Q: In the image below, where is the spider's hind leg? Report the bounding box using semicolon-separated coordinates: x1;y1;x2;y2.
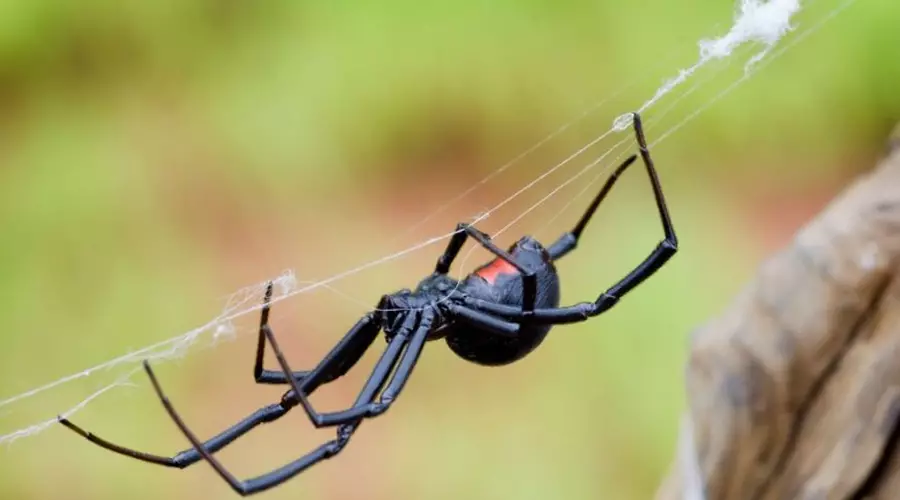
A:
547;112;676;264
591;111;678;305
546;154;638;261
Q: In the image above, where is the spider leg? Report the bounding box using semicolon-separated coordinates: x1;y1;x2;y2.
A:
144;361;339;496
254;282;311;384
434;223;471;274
434;223;536;311
148;313;421;496
284;312;422;428
254;283;385;388
465;112;678;324
546;154;638;261
445;303;519;337
59;403;289;469
279;310;434;427
59;309;383;469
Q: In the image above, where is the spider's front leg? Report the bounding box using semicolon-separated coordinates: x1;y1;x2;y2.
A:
254;282;380;392
59;393;291;470
146;311;433;495
58;300;384;471
253;282;311;384
282;310;434;428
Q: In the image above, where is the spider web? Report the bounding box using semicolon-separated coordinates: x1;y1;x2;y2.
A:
0;0;861;447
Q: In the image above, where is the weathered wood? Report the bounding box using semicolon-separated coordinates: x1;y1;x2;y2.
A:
656;128;900;500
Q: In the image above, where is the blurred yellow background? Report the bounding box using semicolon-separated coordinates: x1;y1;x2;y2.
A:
1;0;898;499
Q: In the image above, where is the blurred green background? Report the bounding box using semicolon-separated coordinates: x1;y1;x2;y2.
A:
0;0;898;498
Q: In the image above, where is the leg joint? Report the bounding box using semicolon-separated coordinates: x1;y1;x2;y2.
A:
660;239;678;253
171;452;192;469
367;400;390;417
592;295;618;315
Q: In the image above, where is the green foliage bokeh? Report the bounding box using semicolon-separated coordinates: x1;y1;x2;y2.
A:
0;1;897;498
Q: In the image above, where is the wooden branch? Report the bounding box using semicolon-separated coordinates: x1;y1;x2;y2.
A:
656;126;900;500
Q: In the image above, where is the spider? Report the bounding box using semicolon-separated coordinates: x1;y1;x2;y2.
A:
59;112;677;496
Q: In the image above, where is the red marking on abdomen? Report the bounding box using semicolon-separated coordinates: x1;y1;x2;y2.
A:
474;258;518;285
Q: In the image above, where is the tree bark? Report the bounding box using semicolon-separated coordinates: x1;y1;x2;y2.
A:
656;125;900;500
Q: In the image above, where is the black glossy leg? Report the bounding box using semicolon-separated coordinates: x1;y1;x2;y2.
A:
286;313;420;428
434;223;536;311
282;311;434;427
434;223;470;274
445;303;519;337
547;154;638;260
365;311;432;415
597;111;678;300
60;305;384;470
254;282;311;385
148;314;421;496
144;361;343;496
292;311;383;394
465;112;678;325
59;403;289;469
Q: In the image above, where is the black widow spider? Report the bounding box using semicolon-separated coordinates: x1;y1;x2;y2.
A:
59;112;677;496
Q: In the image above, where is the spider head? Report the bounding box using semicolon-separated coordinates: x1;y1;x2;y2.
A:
414;272;458;296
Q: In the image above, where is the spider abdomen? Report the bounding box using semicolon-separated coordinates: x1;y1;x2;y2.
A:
445;254;560;366
444;321;553;366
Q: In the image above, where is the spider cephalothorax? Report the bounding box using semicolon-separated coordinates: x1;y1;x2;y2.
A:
59;112;678;496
